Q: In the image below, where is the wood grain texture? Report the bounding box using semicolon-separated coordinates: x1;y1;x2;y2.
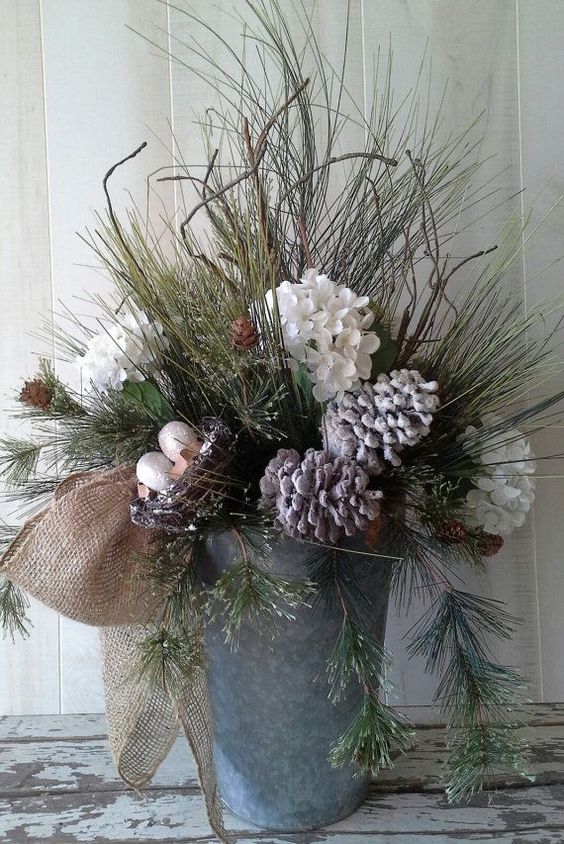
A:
0;709;563;842
39;0;176;714
361;0;543;708
0;0;60;716
2;702;562;740
2;0;564;716
516;0;564;702
3;785;564;843
2;723;564;797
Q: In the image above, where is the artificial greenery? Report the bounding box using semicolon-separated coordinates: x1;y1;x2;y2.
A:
309;545;413;773
0;0;562;805
0;576;30;641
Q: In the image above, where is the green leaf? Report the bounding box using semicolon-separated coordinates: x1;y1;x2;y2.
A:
294;362;314;404
122;380;174;422
371;326;399;378
293;363;324;430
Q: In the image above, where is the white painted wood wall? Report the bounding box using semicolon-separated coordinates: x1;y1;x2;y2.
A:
1;0;563;716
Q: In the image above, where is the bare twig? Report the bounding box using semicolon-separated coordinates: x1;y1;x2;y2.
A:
102;141;148;278
179;79;310;239
395;307;412;352
297;216;314;268
399;150;498;364
277;151;398;207
442;245;498;286
203;148;220;198
103;141;147;230
242;117;273;264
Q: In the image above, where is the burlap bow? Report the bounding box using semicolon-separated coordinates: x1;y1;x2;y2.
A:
0;466;228;843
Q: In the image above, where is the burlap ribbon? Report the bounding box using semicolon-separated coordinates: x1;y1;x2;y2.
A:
0;466;228;843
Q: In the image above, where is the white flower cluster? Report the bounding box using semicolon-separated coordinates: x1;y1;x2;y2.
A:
77;308;169;392
266;269;380;401
463;414;536;535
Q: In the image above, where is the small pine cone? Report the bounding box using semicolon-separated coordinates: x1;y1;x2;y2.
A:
232;315;259;350
435;520;467;544
19;378;53;411
259;447;383;545
478;531;505;557
437;385;457;408
365;516;381;548
323;368;439;472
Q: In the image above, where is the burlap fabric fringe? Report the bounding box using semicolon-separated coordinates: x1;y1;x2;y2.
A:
0;466;228;843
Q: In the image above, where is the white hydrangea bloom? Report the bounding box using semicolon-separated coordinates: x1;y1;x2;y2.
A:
266;269;380;401
462;413;536;535
77;307;169;392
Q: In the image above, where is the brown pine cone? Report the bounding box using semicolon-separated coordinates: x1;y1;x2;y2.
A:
435;519;468;544
438;387;457;408
232;315;259;350
365;516;381;549
19;378;53;411
478;531;504;557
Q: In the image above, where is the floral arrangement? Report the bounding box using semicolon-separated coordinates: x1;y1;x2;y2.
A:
0;3;562;840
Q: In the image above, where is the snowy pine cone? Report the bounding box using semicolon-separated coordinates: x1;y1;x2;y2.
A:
323;368;439;471
259;448;382;544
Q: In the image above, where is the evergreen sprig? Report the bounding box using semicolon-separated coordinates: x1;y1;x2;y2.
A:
445;725;530;802
0;576;31;641
330;690;413;775
208;532;312;648
136;626;204;699
311;548;413;776
409;589;528;799
0;437;50;488
135;535;206;697
327;613;387;704
32;359;85;419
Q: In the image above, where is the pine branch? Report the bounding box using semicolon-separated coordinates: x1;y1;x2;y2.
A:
136;626;204;699
0;577;31;641
330;690;413;775
134;535;208;698
327;613;387;704
311;548;412;775
2;476;60;511
445;725;530;802
55;387;164;470
207;531;311;648
409;589;528;800
33;359;85;418
0;437;50;487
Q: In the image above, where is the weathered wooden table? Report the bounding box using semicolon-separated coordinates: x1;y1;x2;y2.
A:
1;705;563;843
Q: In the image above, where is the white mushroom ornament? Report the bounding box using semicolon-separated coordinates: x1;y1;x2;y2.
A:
136;421;203;498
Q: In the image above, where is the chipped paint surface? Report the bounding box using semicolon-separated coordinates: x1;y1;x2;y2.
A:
0;708;563;842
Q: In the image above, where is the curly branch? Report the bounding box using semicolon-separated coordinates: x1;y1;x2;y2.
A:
178;78;310;239
102;141;148;278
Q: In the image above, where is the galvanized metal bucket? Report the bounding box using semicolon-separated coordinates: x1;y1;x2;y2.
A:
201;531;391;832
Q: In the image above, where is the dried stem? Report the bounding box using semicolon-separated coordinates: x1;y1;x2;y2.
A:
276;151;398;207
242;116;275;273
179;79;310;238
298;216;314;268
102;141;148;279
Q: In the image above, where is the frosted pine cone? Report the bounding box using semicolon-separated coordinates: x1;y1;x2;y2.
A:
323;369;439;471
259;448;383;544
